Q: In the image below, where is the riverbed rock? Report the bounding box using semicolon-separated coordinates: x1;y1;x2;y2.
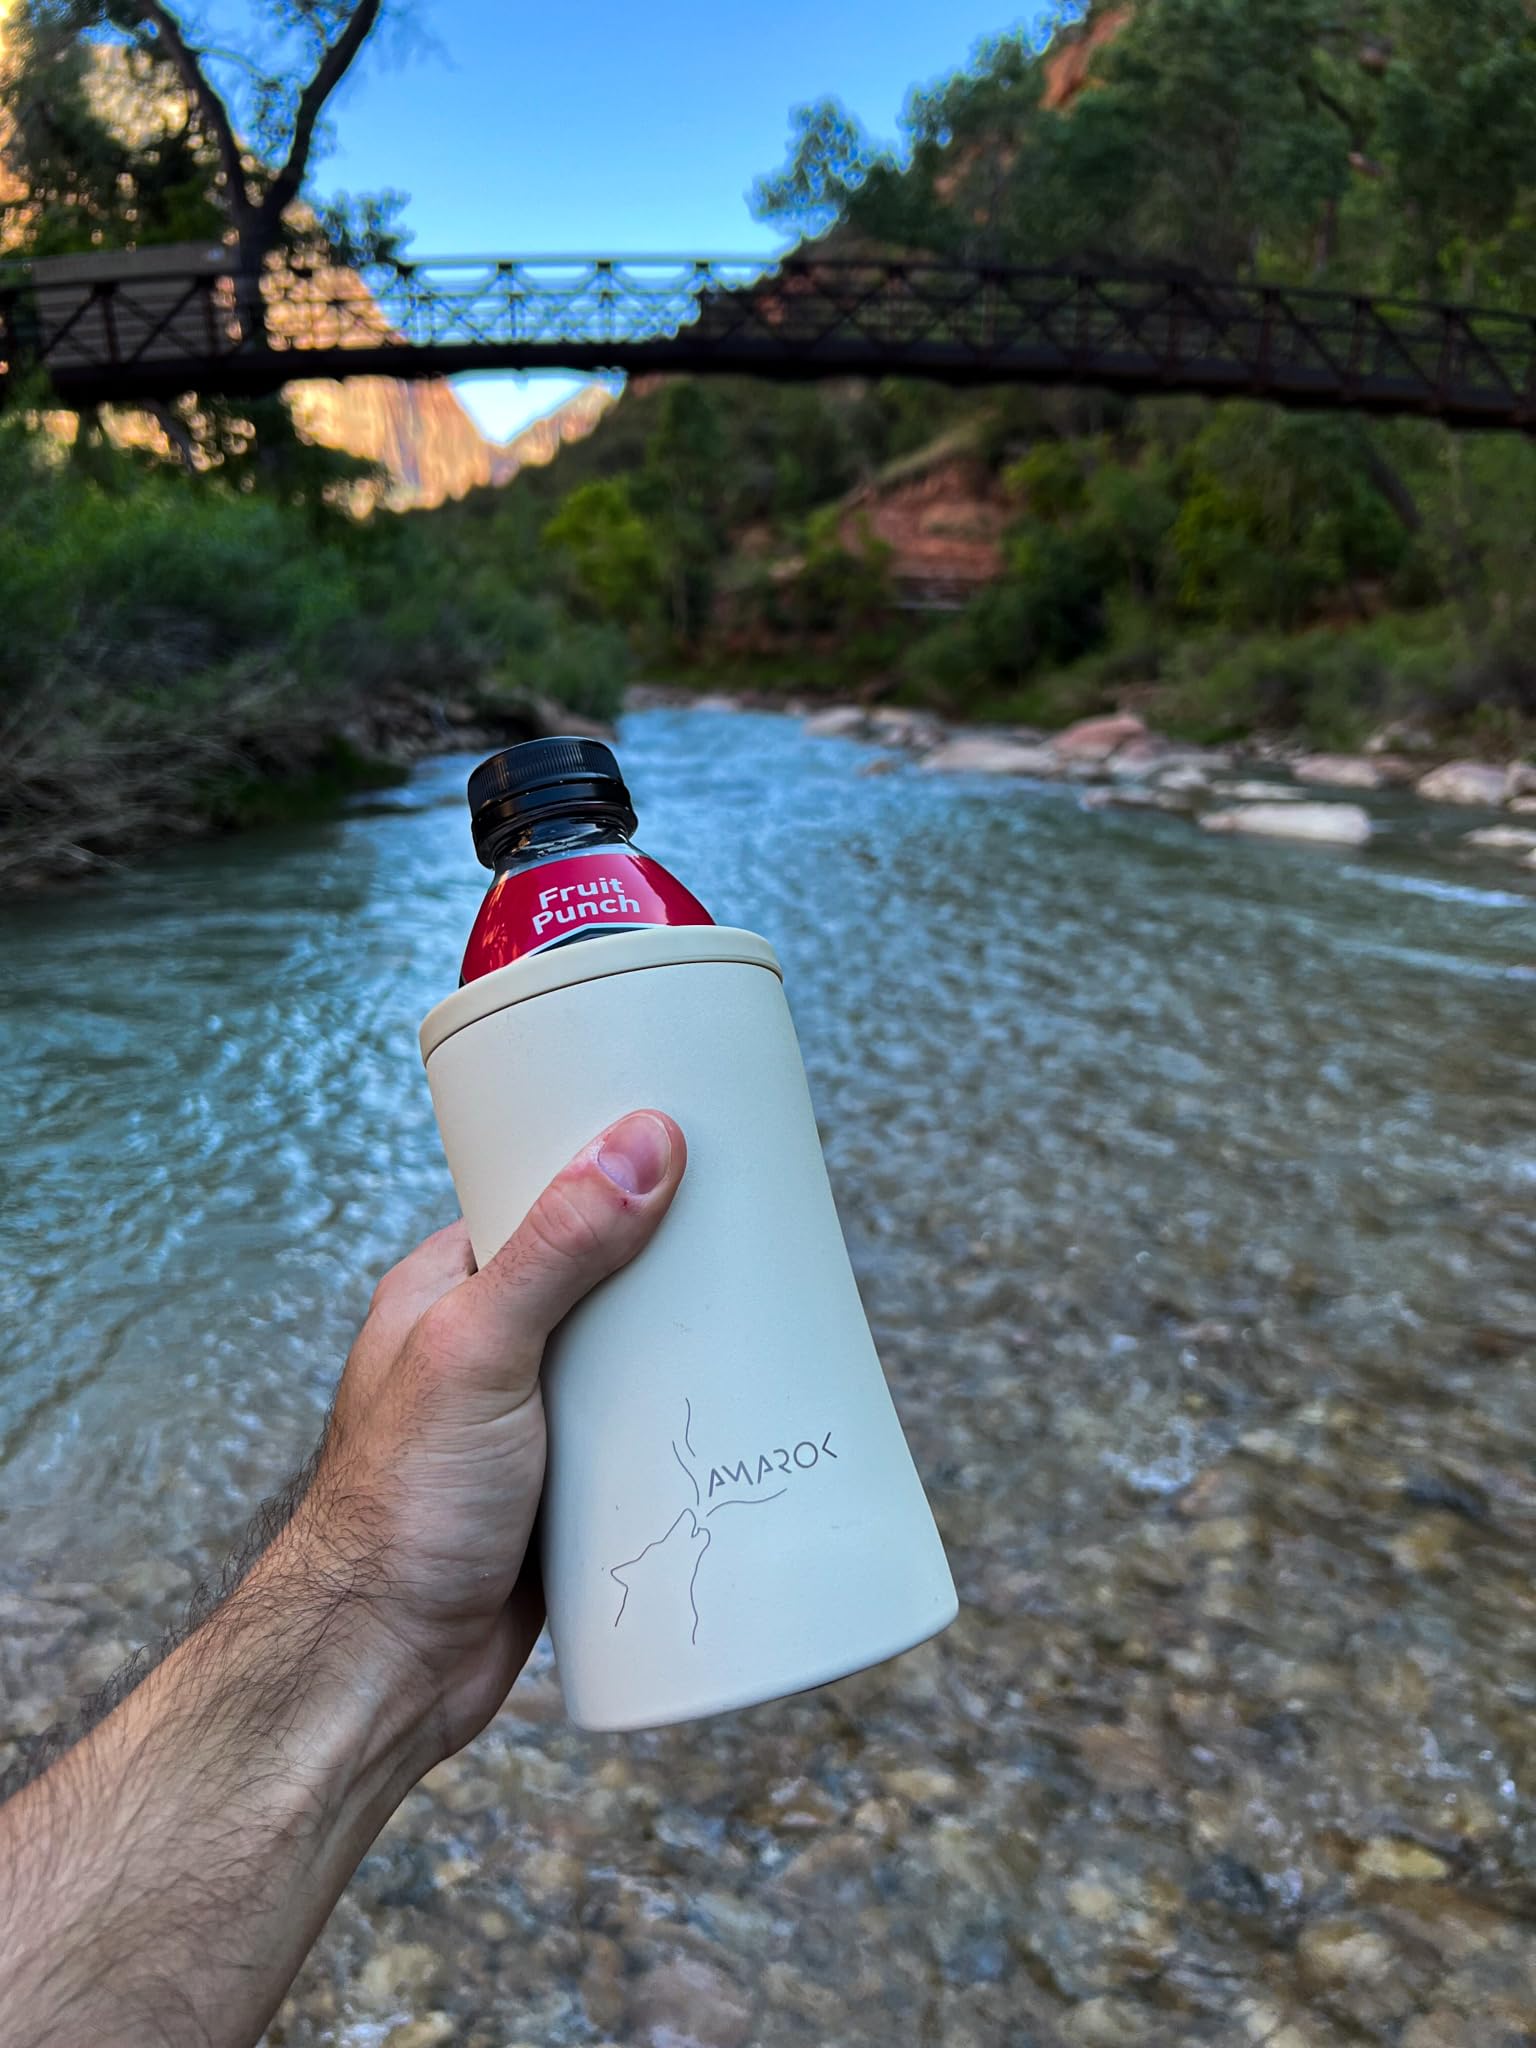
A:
1054;712;1149;760
1509;794;1536;815
1293;753;1384;789
1062;1996;1150;2045
920;736;1062;777
629;1955;754;2048
1464;825;1536;853
357;1942;444;2014
1506;760;1536;796
1354;1837;1450;1883
1416;760;1510;806
1200;802;1373;846
1297;1918;1398;1987
803;705;868;739
383;2018;456;2048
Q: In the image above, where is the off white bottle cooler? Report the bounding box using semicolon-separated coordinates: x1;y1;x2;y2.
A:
419;924;957;1731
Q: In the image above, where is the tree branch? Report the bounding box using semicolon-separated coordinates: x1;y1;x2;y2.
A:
1357;436;1422;536
1306;75;1368;152
260;0;385;231
128;0;255;239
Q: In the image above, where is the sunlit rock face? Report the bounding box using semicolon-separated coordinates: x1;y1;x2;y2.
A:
284;375;615;510
1040;5;1133;111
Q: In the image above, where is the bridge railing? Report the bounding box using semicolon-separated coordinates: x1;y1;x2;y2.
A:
255;256;1536;421
0;243;248;387
5;249;1536;428
259;256;779;354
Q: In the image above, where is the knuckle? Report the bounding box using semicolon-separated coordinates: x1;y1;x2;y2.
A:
368;1263;404;1316
523;1172;608;1268
412;1293;467;1362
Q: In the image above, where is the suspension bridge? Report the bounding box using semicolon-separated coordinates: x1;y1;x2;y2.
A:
5;244;1536;431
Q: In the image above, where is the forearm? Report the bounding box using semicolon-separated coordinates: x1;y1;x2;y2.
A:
0;1517;442;2048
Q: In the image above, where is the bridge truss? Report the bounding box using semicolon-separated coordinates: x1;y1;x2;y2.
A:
5;249;1536;431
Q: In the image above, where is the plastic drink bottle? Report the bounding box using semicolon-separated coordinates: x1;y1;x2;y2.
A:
422;736;958;1730
460;738;711;980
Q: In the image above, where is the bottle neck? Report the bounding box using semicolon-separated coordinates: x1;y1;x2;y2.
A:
488;811;636;874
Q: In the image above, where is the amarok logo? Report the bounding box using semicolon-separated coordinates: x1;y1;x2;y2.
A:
706;1433;837;1500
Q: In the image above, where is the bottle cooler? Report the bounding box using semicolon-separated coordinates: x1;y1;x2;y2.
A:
419;924;958;1731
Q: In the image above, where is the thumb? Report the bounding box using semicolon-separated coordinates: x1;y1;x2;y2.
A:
428;1110;686;1402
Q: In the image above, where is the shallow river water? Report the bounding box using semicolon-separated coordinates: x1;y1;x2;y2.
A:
2;706;1535;2047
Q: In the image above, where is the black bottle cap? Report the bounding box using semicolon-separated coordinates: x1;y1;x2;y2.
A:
467;737;637;867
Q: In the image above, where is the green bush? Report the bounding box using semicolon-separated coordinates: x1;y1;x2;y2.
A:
540;480;662;628
1156;618;1452;746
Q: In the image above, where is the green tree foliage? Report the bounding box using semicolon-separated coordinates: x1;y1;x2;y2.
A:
754;0;1536;297
791;506;894;632
633;383;732;645
541;480;662;627
2;0;407;267
1170;410;1407;627
750;99;897;241
0;396;630;878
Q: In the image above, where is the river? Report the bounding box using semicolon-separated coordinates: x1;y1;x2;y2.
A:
2;705;1534;2046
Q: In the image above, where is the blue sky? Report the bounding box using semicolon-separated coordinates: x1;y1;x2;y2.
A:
307;0;1047;438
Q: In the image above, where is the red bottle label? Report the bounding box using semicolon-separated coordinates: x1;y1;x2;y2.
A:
461;850;714;981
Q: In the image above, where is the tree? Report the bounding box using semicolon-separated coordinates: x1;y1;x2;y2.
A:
0;11;225;256
1;0;405;484
750;98;895;242
635;383;731;646
2;0;406;273
1374;0;1536;297
541;480;662;628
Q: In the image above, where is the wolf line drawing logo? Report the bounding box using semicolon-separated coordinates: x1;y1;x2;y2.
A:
608;1400;838;1645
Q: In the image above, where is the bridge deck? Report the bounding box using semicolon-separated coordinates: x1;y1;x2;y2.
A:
4;253;1536;431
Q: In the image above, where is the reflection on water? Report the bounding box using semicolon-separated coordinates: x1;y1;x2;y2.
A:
1;707;1534;2046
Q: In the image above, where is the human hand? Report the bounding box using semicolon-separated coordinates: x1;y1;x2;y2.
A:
285;1107;687;1763
0;1111;686;2048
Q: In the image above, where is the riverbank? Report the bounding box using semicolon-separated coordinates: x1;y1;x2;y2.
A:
0;686;613;893
8;664;1535;895
630;684;1536;875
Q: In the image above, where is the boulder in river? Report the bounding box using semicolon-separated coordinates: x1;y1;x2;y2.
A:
920;735;1062;777
803;705;868;739
1366;718;1436;756
868;706;944;749
1293;753;1384;789
1102;735;1170;777
1154;761;1216;795
1369;753;1424;786
1080;785;1184;812
1216;781;1306;802
1464;825;1536;854
1200;802;1373;846
1416;760;1510;806
1054;712;1149;760
1511;795;1536;816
